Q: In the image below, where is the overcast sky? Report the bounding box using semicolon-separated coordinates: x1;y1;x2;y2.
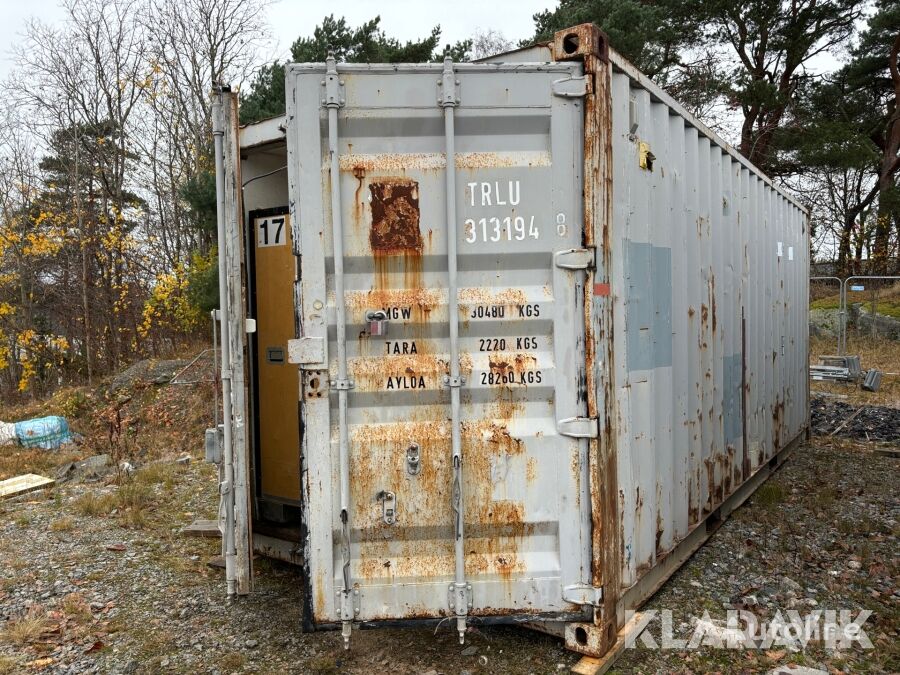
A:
0;0;556;82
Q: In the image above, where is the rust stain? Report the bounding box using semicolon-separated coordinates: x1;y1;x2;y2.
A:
338;151;551;173
526;457;537;483
369;180;422;254
487;353;538;378
458;287;528;308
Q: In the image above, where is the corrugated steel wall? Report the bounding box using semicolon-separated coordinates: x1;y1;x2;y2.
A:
605;61;809;590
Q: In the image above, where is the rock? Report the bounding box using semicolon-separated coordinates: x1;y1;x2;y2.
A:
245;639;258;649
847;560;862;570
767;667;827;675
460;645;478;656
176;455;191;465
781;576;801;591
741;595;758;607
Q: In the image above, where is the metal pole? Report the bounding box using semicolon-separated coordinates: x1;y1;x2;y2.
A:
439;57;469;645
212;90;237;597
323;56;354;649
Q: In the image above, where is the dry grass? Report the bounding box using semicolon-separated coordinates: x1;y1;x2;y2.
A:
0;446;81;482
60;593;91;621
72;492;116;517
219;652;247;670
48;516;75;532
0;656;20;674
1;609;50;646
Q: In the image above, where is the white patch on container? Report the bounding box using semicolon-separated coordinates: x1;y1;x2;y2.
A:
777;241;783;257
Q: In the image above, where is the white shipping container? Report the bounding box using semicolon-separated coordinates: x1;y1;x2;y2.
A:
214;23;809;663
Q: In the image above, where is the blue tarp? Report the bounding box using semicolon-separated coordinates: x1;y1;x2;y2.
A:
14;416;74;449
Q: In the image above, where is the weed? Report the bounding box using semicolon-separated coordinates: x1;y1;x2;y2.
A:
817;486;837;511
308;655;338;675
60;593;91;621
48;516;74;532
117;482;152;510
755;482;786;507
118;507;147;529
1;609;49;646
133;461;180;488
0;656;20;675
73;492;116;517
837;517;856;535
219;652;246;670
13;513;31;528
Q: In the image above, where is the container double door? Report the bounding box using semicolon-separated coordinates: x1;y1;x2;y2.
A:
289;62;595;622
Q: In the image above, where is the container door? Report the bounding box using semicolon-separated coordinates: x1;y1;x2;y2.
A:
289;62;592;624
248;207;301;504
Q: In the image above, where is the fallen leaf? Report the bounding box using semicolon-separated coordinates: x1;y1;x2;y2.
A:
105;543;126;552
26;657;53;669
84;640;104;654
765;650;786;660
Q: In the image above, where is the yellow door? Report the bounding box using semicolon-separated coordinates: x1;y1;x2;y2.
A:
251;208;300;502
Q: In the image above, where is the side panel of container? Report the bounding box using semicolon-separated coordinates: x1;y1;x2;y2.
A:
288;63;596;624
607;68;809;591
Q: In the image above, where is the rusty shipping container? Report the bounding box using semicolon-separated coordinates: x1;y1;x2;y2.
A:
213;23;809;661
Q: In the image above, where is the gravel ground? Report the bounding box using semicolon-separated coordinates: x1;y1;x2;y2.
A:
0;438;896;674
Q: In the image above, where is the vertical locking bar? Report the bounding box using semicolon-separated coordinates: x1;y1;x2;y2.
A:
323;55;354;649
439;57;468;645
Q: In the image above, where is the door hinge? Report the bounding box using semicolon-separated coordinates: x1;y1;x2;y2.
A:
552;75;590;98
448;582;473;613
562;583;603;607
554;248;595;270
336;587;360;621
322;59;345;109
287;337;325;366
558;416;599;439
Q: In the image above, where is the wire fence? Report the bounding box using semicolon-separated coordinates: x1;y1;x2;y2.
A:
809;275;900;357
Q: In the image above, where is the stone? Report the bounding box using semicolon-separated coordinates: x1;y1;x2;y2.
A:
460;646;478;656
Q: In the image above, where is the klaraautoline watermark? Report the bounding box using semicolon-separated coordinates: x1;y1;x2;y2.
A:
625;609;873;650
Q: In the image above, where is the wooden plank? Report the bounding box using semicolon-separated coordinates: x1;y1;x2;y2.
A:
874;447;900;459
571;612;650;675
830;406;865;437
181;519;222;538
0;474;55;500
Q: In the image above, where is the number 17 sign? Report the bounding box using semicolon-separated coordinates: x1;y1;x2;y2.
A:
256;215;288;247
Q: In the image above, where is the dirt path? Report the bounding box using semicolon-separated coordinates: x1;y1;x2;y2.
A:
0;438;896;674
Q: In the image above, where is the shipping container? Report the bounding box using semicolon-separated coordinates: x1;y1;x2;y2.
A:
211;23;809;664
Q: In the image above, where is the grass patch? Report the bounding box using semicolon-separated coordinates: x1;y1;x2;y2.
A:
1;609;49;646
73;492;116;517
0;656;20;675
48;516;75;532
810;297;840;310
755;481;786;507
13;513;31;528
60;593;91;621
308;655;339;675
132;461;183;489
219;652;247;670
